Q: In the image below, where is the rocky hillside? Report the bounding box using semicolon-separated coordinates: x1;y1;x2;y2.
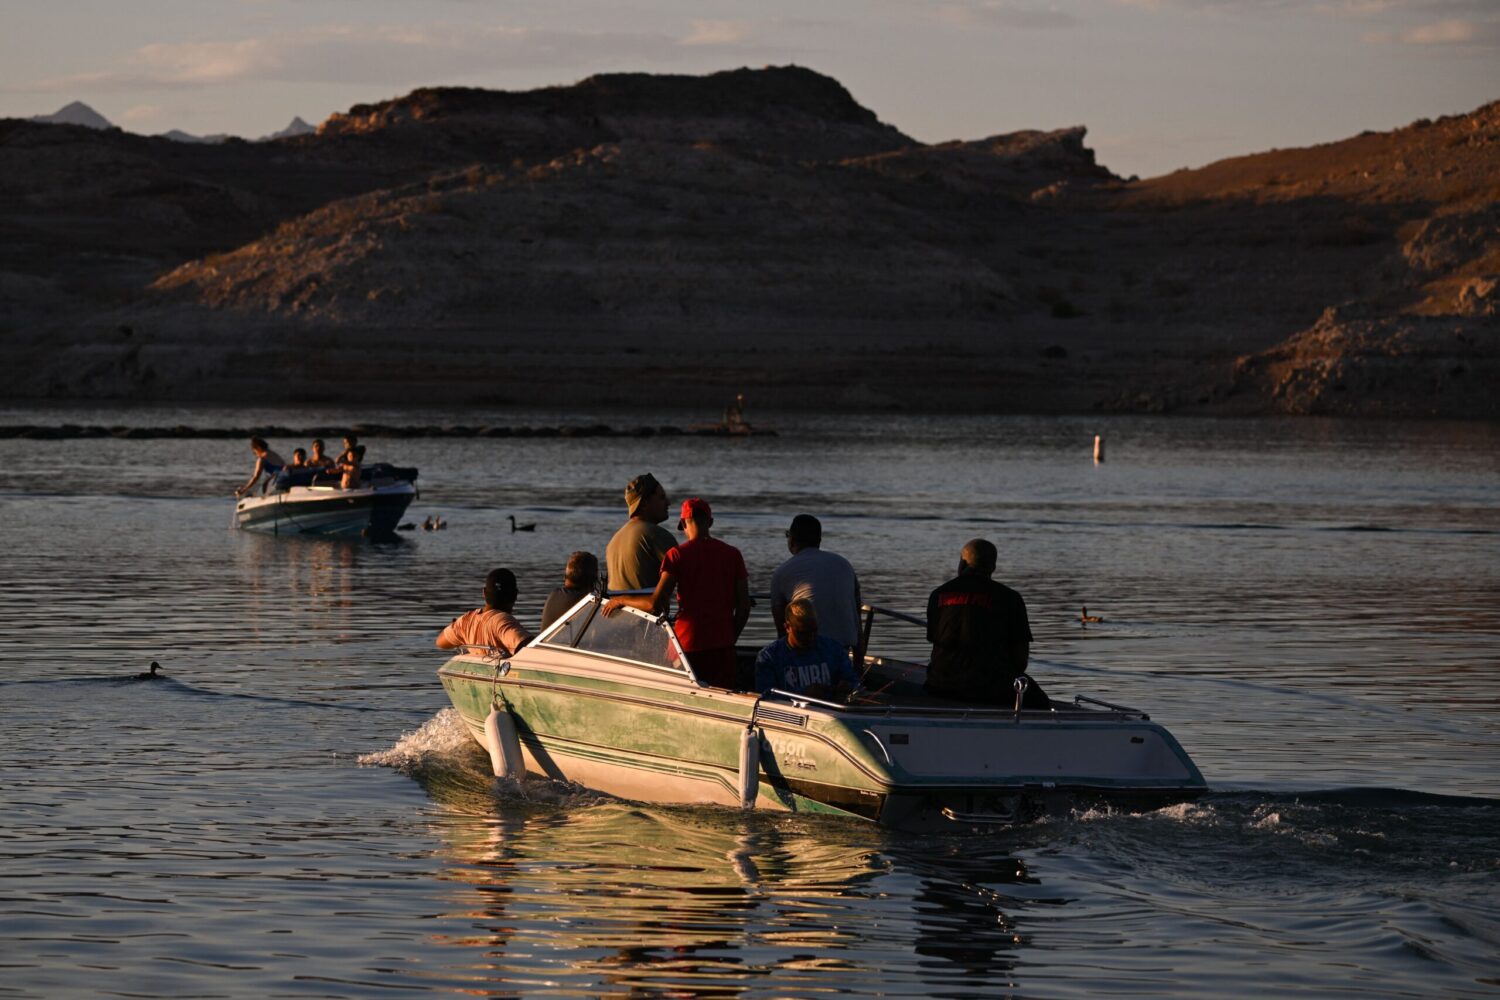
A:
1114;101;1500;416
315;67;911;162
0;67;1495;416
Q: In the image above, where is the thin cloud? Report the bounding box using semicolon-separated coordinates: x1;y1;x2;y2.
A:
1366;9;1500;46
681;20;758;47
1112;0;1492;13
120;104;166;125
13;22;736;94
1111;0;1500;48
1402;17;1476;41
932;3;1079;29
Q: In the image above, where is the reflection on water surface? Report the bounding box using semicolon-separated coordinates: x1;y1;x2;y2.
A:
0;409;1496;997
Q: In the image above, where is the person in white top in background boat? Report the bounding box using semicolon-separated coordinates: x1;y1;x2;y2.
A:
234;437;286;497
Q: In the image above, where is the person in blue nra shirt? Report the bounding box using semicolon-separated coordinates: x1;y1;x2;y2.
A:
754;598;860;701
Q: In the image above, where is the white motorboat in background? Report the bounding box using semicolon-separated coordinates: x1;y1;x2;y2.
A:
234;464;418;538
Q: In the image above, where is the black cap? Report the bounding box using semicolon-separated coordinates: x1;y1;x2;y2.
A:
786;513;822;547
484;568;518;608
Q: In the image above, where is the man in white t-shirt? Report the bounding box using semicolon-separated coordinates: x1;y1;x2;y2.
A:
769;514;863;658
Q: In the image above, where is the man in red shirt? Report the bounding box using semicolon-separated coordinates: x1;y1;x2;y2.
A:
602;498;752;688
436;568;534;657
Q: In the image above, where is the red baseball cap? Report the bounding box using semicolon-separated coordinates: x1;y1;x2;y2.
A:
678;497;712;529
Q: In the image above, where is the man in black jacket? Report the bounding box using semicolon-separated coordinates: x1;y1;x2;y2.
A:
926;538;1049;709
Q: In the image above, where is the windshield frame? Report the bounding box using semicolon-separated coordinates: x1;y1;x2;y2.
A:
536;594;698;683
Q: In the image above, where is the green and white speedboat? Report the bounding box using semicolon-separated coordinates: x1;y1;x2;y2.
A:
437;595;1205;830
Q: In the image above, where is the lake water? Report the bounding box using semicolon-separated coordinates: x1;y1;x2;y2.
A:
1;406;1497;997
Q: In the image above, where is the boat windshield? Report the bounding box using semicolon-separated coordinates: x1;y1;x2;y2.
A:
541;599;686;675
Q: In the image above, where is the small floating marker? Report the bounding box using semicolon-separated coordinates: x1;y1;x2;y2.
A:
1093;434;1105;464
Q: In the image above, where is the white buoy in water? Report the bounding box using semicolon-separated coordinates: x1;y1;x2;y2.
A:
483;703;524;779
738;725;761;809
1093;434;1105;464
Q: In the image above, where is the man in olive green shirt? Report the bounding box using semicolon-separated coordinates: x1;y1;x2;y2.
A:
606;473;677;592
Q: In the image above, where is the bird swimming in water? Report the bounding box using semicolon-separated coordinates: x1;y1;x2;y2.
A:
508;515;535;532
136;661;163;680
1079;606;1103;625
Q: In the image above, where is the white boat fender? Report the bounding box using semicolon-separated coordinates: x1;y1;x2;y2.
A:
483;663;525;779
739;699;763;810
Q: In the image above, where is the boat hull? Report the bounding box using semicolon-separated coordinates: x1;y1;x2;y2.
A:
234;483;415;537
438;649;1206;830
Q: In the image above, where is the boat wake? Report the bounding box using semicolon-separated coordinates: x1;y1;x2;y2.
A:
359;709;610;812
1042;787;1500;883
358;708;477;772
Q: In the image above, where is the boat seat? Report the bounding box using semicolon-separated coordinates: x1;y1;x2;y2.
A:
272;464;419;490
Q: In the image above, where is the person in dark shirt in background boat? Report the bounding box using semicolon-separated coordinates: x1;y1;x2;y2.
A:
540;551;600;631
926;538;1049;709
234;437;286;497
287;448;308;470
602;498;751;689
605;473;676;592
754;598;860;700
437;568;533;656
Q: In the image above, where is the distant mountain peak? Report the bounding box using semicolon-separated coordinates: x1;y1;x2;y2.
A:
260;116;315;142
31;101;112;130
158;128;233;145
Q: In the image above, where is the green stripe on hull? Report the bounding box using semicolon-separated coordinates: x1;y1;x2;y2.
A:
457;702;876;819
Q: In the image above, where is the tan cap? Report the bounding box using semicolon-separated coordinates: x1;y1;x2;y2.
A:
624;473;661;515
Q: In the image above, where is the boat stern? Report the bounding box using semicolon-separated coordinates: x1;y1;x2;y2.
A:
812;705;1206;829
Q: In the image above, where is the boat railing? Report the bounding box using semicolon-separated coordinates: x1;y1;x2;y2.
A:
1072;694;1148;718
764;689;1145;721
766;688;849;711
451;645;512;665
859;603;925;661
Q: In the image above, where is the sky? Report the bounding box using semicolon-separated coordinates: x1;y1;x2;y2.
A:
1;0;1495;178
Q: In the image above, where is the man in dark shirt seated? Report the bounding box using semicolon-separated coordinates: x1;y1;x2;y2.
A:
540;551;599;631
926;538;1049;709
